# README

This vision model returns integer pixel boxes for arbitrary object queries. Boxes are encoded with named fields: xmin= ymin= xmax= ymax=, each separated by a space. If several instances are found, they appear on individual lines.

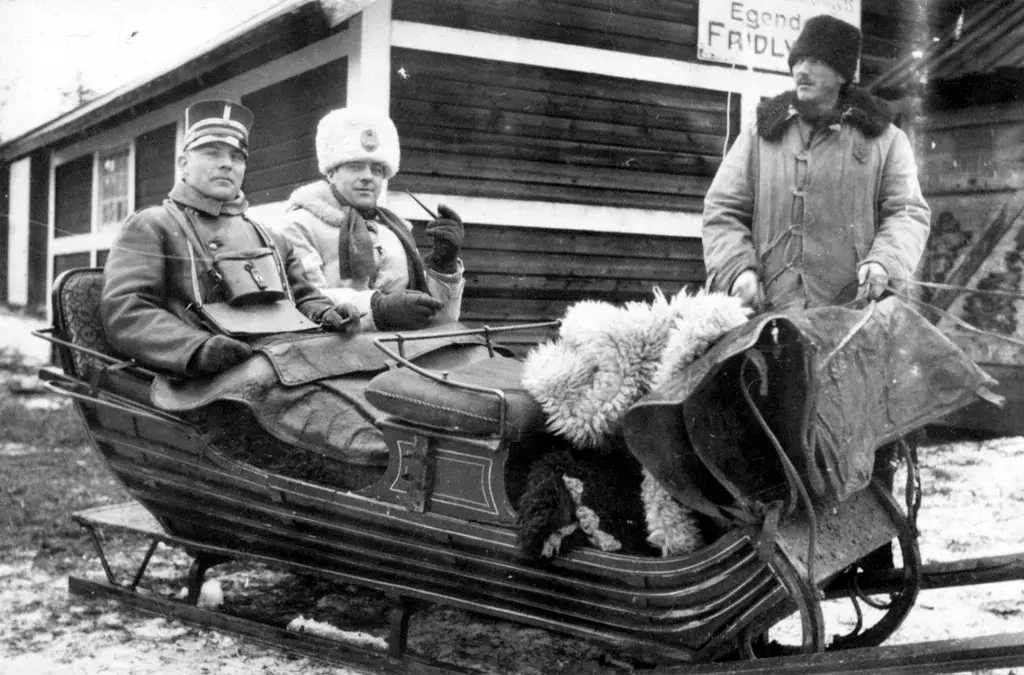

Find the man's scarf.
xmin=328 ymin=183 xmax=429 ymax=292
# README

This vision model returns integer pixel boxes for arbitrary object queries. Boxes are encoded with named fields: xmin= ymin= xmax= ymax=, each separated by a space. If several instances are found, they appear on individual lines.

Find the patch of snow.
xmin=286 ymin=615 xmax=387 ymax=651
xmin=175 ymin=580 xmax=224 ymax=608
xmin=0 ymin=309 xmax=51 ymax=366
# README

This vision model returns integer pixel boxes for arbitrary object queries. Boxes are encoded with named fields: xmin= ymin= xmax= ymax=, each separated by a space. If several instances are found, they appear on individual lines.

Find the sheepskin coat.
xmin=521 ymin=290 xmax=750 ymax=556
xmin=702 ymin=87 xmax=931 ymax=310
xmin=275 ymin=181 xmax=464 ymax=331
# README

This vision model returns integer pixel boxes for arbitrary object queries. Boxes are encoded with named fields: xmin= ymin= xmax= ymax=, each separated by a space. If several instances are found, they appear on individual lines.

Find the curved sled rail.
xmin=39 ymin=374 xmax=184 ymax=427
xmin=32 ymin=326 xmax=159 ymax=380
xmin=372 ymin=321 xmax=559 ymax=438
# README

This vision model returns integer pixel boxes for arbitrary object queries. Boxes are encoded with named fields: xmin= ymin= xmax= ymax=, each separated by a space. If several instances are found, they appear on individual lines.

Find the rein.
xmin=871 ymin=276 xmax=1024 ymax=351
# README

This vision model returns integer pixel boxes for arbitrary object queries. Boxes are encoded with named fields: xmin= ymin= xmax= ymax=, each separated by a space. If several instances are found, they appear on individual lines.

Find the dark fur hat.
xmin=787 ymin=14 xmax=862 ymax=83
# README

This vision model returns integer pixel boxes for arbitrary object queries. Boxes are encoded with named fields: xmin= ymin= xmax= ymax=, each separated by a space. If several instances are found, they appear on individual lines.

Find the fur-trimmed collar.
xmin=756 ymin=87 xmax=892 ymax=141
xmin=286 ymin=180 xmax=353 ymax=227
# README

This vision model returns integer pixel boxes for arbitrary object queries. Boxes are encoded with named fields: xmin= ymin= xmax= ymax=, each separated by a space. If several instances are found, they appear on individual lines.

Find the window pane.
xmin=53 ymin=252 xmax=91 ymax=280
xmin=54 ymin=155 xmax=93 ymax=238
xmin=98 ymin=147 xmax=130 ymax=231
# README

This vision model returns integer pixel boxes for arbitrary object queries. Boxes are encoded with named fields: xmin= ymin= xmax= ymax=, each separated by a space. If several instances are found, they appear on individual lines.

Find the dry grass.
xmin=0 ymin=346 xmax=125 ymax=570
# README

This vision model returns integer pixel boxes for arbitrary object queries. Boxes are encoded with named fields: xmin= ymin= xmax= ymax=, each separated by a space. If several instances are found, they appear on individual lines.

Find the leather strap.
xmin=162 ymin=199 xmax=295 ymax=307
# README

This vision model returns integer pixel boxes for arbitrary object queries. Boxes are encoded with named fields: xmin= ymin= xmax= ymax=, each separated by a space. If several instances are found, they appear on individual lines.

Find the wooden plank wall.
xmin=0 ymin=162 xmax=8 ymax=303
xmin=389 ymin=47 xmax=733 ymax=211
xmin=134 ymin=123 xmax=177 ymax=210
xmin=242 ymin=57 xmax=348 ymax=205
xmin=54 ymin=155 xmax=92 ymax=239
xmin=393 ymin=0 xmax=919 ymax=86
xmin=394 ymin=0 xmax=699 ymax=60
xmin=411 ymin=218 xmax=705 ymax=348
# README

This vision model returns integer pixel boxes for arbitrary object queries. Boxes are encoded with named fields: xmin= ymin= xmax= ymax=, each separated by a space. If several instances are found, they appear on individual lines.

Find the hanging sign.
xmin=697 ymin=0 xmax=861 ymax=75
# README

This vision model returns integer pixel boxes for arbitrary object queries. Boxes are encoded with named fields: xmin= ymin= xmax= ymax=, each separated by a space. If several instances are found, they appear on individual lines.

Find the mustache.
xmin=796 ymin=76 xmax=814 ymax=85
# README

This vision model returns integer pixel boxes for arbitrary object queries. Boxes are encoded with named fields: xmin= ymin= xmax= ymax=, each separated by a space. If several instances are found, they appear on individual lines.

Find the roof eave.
xmin=0 ymin=0 xmax=328 ymax=163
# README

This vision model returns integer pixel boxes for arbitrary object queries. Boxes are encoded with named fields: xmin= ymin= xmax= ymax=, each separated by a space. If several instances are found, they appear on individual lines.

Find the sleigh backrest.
xmin=50 ymin=267 xmax=119 ymax=382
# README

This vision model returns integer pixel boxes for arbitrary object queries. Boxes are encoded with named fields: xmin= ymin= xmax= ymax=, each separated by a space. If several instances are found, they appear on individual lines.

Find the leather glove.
xmin=320 ymin=303 xmax=361 ymax=335
xmin=730 ymin=269 xmax=765 ymax=312
xmin=858 ymin=262 xmax=889 ymax=299
xmin=425 ymin=204 xmax=464 ymax=274
xmin=371 ymin=290 xmax=444 ymax=331
xmin=189 ymin=335 xmax=253 ymax=376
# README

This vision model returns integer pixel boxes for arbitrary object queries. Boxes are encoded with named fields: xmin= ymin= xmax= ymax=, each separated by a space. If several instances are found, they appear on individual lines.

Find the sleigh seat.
xmin=363 ymin=336 xmax=552 ymax=524
xmin=365 ymin=354 xmax=544 ymax=441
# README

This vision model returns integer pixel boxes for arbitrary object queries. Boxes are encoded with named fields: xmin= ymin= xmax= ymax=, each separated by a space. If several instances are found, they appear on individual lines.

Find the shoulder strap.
xmin=162 ymin=199 xmax=208 ymax=307
xmin=163 ymin=200 xmax=297 ymax=306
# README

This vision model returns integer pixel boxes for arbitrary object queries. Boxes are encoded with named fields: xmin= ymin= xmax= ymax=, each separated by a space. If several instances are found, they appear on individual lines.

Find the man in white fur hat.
xmin=276 ymin=108 xmax=465 ymax=332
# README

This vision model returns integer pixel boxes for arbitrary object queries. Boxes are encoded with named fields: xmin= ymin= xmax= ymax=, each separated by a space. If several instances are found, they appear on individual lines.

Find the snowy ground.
xmin=0 ymin=308 xmax=49 ymax=366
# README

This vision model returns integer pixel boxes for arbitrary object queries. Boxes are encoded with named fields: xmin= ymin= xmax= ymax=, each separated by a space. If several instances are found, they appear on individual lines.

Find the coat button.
xmin=796 ymin=152 xmax=808 ymax=162
xmin=208 ymin=240 xmax=221 ymax=251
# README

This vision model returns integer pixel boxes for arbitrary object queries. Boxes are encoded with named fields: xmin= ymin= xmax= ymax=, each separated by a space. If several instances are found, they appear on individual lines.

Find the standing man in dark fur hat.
xmin=702 ymin=14 xmax=931 ymax=312
xmin=102 ymin=100 xmax=360 ymax=377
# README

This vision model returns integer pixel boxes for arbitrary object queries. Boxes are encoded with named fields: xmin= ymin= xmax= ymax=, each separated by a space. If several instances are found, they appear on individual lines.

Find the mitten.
xmin=425 ymin=204 xmax=464 ymax=274
xmin=189 ymin=335 xmax=253 ymax=375
xmin=371 ymin=290 xmax=444 ymax=331
xmin=730 ymin=269 xmax=765 ymax=313
xmin=320 ymin=303 xmax=361 ymax=335
xmin=857 ymin=262 xmax=889 ymax=299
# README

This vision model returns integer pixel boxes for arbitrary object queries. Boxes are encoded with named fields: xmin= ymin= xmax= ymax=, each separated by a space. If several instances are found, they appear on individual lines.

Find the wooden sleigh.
xmin=36 ymin=267 xmax=1024 ymax=673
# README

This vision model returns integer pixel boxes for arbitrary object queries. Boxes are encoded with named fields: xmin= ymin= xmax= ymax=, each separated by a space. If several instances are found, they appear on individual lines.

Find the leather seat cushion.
xmin=365 ymin=356 xmax=544 ymax=441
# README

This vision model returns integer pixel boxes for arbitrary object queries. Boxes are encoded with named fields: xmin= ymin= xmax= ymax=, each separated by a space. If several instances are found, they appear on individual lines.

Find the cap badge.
xmin=360 ymin=128 xmax=379 ymax=152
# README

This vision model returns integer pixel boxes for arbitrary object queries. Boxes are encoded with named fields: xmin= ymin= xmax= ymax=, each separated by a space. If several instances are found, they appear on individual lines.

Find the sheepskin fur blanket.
xmin=518 ymin=289 xmax=749 ymax=558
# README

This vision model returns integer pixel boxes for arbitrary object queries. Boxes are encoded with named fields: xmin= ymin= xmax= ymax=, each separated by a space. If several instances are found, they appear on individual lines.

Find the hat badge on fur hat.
xmin=360 ymin=129 xmax=379 ymax=152
xmin=316 ymin=108 xmax=400 ymax=179
xmin=787 ymin=14 xmax=862 ymax=84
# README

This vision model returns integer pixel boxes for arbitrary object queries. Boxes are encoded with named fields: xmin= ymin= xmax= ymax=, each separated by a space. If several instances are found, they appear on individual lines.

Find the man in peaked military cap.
xmin=702 ymin=14 xmax=930 ymax=312
xmin=101 ymin=100 xmax=360 ymax=377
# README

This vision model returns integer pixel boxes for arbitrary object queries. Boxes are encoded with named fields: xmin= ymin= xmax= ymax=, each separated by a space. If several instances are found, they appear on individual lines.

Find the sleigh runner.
xmin=37 ymin=267 xmax=1024 ymax=670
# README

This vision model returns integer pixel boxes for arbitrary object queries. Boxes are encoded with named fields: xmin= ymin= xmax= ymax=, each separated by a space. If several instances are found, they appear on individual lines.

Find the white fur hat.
xmin=315 ymin=108 xmax=400 ymax=179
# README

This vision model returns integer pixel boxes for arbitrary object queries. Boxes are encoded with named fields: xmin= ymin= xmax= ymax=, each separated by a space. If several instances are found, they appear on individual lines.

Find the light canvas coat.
xmin=702 ymin=88 xmax=931 ymax=310
xmin=277 ymin=181 xmax=464 ymax=332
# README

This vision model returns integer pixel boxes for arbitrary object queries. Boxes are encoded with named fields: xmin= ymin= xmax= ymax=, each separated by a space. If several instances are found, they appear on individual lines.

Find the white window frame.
xmin=95 ymin=144 xmax=135 ymax=234
xmin=49 ymin=139 xmax=136 ymax=285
